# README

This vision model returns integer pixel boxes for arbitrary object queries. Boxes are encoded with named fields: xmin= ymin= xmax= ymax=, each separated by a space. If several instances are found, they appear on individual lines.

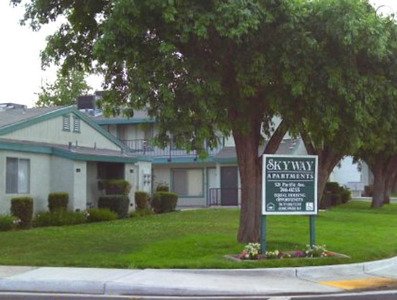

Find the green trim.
xmin=0 ymin=140 xmax=137 ymax=163
xmin=72 ymin=109 xmax=129 ymax=152
xmin=0 ymin=106 xmax=129 ymax=153
xmin=213 ymin=157 xmax=238 ymax=164
xmin=0 ymin=106 xmax=74 ymax=135
xmin=95 ymin=118 xmax=155 ymax=125
xmin=153 ymin=157 xmax=214 ymax=165
xmin=170 ymin=167 xmax=205 ymax=198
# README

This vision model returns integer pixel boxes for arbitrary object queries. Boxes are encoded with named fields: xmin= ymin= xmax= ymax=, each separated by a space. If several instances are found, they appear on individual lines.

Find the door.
xmin=220 ymin=166 xmax=238 ymax=206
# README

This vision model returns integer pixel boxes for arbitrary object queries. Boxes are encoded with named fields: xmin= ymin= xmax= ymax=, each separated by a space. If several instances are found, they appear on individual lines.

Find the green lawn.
xmin=0 ymin=201 xmax=396 ymax=269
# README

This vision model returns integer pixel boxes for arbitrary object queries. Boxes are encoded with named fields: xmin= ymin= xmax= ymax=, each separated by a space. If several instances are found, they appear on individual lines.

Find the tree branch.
xmin=300 ymin=128 xmax=316 ymax=155
xmin=263 ymin=119 xmax=288 ymax=154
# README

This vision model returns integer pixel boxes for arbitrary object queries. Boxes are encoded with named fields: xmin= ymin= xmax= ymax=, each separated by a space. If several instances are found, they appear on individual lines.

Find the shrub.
xmin=0 ymin=215 xmax=19 ymax=231
xmin=325 ymin=182 xmax=340 ymax=194
xmin=135 ymin=191 xmax=150 ymax=210
xmin=103 ymin=179 xmax=131 ymax=195
xmin=48 ymin=192 xmax=69 ymax=212
xmin=340 ymin=187 xmax=352 ymax=203
xmin=11 ymin=197 xmax=33 ymax=229
xmin=156 ymin=184 xmax=169 ymax=192
xmin=130 ymin=207 xmax=154 ymax=218
xmin=86 ymin=208 xmax=117 ymax=223
xmin=33 ymin=211 xmax=86 ymax=227
xmin=151 ymin=192 xmax=178 ymax=214
xmin=98 ymin=195 xmax=130 ymax=218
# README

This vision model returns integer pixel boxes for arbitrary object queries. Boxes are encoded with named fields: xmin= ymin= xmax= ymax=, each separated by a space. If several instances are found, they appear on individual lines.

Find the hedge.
xmin=135 ymin=191 xmax=150 ymax=210
xmin=10 ymin=197 xmax=33 ymax=229
xmin=48 ymin=192 xmax=69 ymax=212
xmin=33 ymin=211 xmax=86 ymax=227
xmin=103 ymin=179 xmax=131 ymax=195
xmin=0 ymin=215 xmax=19 ymax=231
xmin=151 ymin=192 xmax=178 ymax=214
xmin=98 ymin=195 xmax=130 ymax=218
xmin=86 ymin=208 xmax=118 ymax=223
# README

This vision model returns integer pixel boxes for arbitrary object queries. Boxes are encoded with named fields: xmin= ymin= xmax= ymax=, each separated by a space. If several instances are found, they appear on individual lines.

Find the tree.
xmin=12 ymin=0 xmax=392 ymax=242
xmin=354 ymin=17 xmax=397 ymax=208
xmin=36 ymin=69 xmax=91 ymax=107
xmin=275 ymin=0 xmax=393 ymax=204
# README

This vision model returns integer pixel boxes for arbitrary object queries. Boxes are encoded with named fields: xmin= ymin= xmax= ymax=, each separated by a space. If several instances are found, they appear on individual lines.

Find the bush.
xmin=156 ymin=184 xmax=169 ymax=192
xmin=48 ymin=192 xmax=69 ymax=212
xmin=0 ymin=215 xmax=19 ymax=231
xmin=135 ymin=191 xmax=150 ymax=210
xmin=98 ymin=195 xmax=130 ymax=218
xmin=33 ymin=211 xmax=86 ymax=227
xmin=340 ymin=187 xmax=352 ymax=203
xmin=130 ymin=207 xmax=154 ymax=218
xmin=103 ymin=179 xmax=131 ymax=195
xmin=86 ymin=208 xmax=117 ymax=223
xmin=11 ymin=197 xmax=33 ymax=229
xmin=325 ymin=182 xmax=340 ymax=194
xmin=151 ymin=192 xmax=178 ymax=214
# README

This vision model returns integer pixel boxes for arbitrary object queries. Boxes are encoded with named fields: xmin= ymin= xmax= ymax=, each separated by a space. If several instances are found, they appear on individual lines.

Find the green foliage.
xmin=130 ymin=207 xmax=154 ymax=218
xmin=48 ymin=192 xmax=69 ymax=212
xmin=0 ymin=202 xmax=396 ymax=268
xmin=10 ymin=197 xmax=33 ymax=229
xmin=103 ymin=180 xmax=131 ymax=195
xmin=33 ymin=211 xmax=86 ymax=227
xmin=321 ymin=182 xmax=351 ymax=208
xmin=151 ymin=192 xmax=178 ymax=214
xmin=86 ymin=208 xmax=118 ymax=223
xmin=325 ymin=182 xmax=341 ymax=194
xmin=156 ymin=184 xmax=169 ymax=192
xmin=0 ymin=215 xmax=19 ymax=231
xmin=98 ymin=195 xmax=130 ymax=218
xmin=36 ymin=69 xmax=91 ymax=107
xmin=134 ymin=191 xmax=150 ymax=210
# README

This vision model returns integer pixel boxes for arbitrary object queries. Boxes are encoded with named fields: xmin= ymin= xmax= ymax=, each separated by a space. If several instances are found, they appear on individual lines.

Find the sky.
xmin=0 ymin=1 xmax=396 ymax=108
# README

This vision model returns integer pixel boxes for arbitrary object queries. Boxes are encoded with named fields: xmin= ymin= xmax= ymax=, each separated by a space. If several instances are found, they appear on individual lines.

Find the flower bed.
xmin=225 ymin=243 xmax=349 ymax=262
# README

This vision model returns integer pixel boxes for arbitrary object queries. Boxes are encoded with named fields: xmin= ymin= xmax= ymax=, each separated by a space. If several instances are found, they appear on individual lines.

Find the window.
xmin=6 ymin=158 xmax=30 ymax=194
xmin=172 ymin=169 xmax=203 ymax=197
xmin=73 ymin=116 xmax=81 ymax=133
xmin=63 ymin=115 xmax=70 ymax=131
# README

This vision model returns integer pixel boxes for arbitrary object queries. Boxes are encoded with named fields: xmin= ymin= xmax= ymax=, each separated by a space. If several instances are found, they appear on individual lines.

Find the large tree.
xmin=12 ymin=0 xmax=392 ymax=242
xmin=36 ymin=69 xmax=91 ymax=107
xmin=276 ymin=0 xmax=393 ymax=204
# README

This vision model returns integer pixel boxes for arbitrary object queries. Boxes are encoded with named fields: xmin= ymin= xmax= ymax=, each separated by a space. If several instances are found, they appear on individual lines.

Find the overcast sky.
xmin=0 ymin=1 xmax=396 ymax=108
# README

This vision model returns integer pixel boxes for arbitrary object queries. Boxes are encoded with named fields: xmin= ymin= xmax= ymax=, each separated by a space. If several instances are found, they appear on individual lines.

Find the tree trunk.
xmin=371 ymin=164 xmax=386 ymax=208
xmin=233 ymin=131 xmax=262 ymax=243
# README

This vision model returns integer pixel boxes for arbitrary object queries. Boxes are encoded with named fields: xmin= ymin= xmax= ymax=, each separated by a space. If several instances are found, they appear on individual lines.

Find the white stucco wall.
xmin=86 ymin=161 xmax=98 ymax=208
xmin=72 ymin=161 xmax=87 ymax=211
xmin=124 ymin=163 xmax=136 ymax=211
xmin=3 ymin=114 xmax=120 ymax=151
xmin=136 ymin=161 xmax=152 ymax=194
xmin=0 ymin=151 xmax=51 ymax=214
xmin=50 ymin=156 xmax=75 ymax=210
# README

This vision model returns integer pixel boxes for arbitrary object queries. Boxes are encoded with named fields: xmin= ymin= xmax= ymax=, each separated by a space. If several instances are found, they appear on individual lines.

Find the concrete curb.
xmin=0 ymin=256 xmax=394 ymax=296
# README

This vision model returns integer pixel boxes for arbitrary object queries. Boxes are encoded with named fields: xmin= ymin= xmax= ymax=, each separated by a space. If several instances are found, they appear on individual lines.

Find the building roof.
xmin=92 ymin=110 xmax=155 ymax=125
xmin=213 ymin=139 xmax=303 ymax=164
xmin=0 ymin=138 xmax=149 ymax=163
xmin=0 ymin=106 xmax=63 ymax=128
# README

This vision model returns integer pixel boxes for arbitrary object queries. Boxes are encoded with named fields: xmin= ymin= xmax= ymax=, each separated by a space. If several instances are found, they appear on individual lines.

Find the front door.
xmin=220 ymin=166 xmax=238 ymax=206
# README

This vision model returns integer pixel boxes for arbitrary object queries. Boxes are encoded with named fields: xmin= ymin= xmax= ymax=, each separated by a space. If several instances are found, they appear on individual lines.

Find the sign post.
xmin=261 ymin=155 xmax=318 ymax=253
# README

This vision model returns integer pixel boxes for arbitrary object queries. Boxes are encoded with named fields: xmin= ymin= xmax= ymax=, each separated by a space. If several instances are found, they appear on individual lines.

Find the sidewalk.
xmin=0 ymin=257 xmax=396 ymax=297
